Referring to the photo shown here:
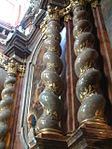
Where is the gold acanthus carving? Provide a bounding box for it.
[0,51,26,77]
[45,81,58,92]
[46,0,99,20]
[44,108,58,119]
[75,41,90,56]
[80,85,97,101]
[64,14,73,22]
[79,62,93,76]
[41,0,99,38]
[6,60,18,74]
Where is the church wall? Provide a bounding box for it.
[101,0,112,48]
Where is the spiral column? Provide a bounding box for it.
[38,6,64,134]
[0,60,17,148]
[73,3,105,124]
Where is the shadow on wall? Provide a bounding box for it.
[101,0,112,48]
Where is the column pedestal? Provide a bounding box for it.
[67,120,112,149]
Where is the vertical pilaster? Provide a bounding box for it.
[92,5,112,105]
[64,18,79,133]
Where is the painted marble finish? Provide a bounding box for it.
[39,89,62,115]
[73,20,92,37]
[41,69,63,95]
[73,3,105,123]
[76,68,101,102]
[73,10,88,23]
[74,48,98,77]
[38,11,63,133]
[77,94,105,122]
[46,21,61,41]
[74,32,95,56]
[43,51,63,74]
[44,38,62,56]
[0,63,16,149]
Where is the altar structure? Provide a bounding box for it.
[0,0,112,149]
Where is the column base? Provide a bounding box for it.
[37,128,66,141]
[67,119,112,149]
[35,138,67,149]
[36,130,67,149]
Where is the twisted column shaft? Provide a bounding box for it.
[38,6,64,134]
[0,60,17,148]
[73,3,105,124]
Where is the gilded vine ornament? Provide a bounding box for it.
[46,5,60,21]
[79,62,93,76]
[47,63,55,69]
[44,108,58,119]
[40,0,99,36]
[40,0,99,28]
[64,14,73,22]
[45,81,58,92]
[80,85,97,101]
[4,60,26,77]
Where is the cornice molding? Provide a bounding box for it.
[4,9,45,61]
[4,30,30,60]
[40,0,70,10]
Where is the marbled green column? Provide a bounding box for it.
[0,60,17,148]
[73,3,105,124]
[38,6,64,134]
